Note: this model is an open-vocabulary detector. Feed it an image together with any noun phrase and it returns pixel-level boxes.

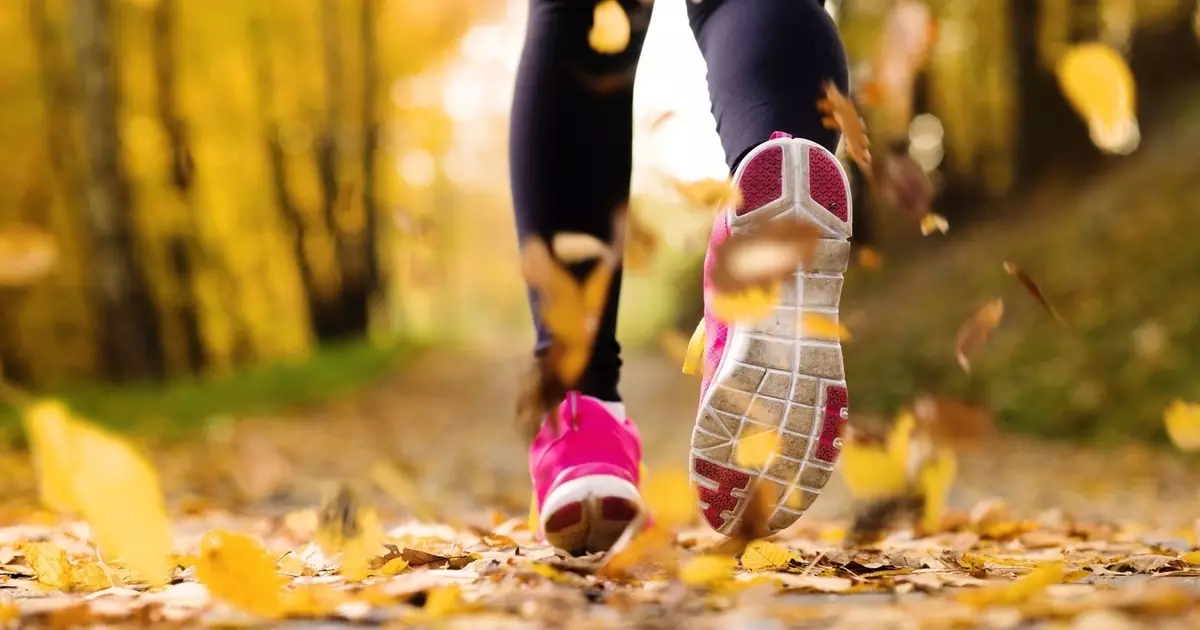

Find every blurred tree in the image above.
[72,0,164,380]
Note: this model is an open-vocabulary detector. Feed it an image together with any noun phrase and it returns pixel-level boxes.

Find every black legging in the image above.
[511,0,849,402]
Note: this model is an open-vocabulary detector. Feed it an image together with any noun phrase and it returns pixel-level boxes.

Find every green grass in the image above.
[0,337,418,441]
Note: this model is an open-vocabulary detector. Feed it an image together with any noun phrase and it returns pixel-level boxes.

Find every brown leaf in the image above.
[399,547,449,567]
[875,148,933,219]
[672,178,743,213]
[817,81,871,173]
[848,494,924,546]
[649,111,676,131]
[1108,554,1184,574]
[515,355,567,442]
[954,298,1004,373]
[621,205,660,271]
[1003,261,1067,326]
[911,395,996,449]
[708,218,821,294]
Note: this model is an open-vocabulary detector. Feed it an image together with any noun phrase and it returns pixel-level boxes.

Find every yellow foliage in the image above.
[681,319,706,376]
[740,540,797,571]
[22,542,113,593]
[917,449,957,531]
[709,282,781,325]
[1056,43,1139,154]
[735,431,780,469]
[840,413,913,500]
[281,583,349,618]
[642,468,695,528]
[195,530,287,618]
[958,561,1066,608]
[798,312,851,342]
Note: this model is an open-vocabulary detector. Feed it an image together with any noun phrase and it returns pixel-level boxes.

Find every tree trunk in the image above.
[357,0,381,328]
[152,0,206,372]
[72,0,163,380]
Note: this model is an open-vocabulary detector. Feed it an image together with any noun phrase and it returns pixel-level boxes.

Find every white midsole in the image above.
[540,474,642,529]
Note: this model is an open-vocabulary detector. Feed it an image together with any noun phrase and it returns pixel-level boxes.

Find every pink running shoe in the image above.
[687,132,853,536]
[529,392,644,554]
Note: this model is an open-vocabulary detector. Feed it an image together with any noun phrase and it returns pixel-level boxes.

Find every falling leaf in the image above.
[849,494,925,546]
[1057,43,1140,155]
[917,449,957,532]
[955,298,1004,373]
[68,417,174,587]
[520,236,616,387]
[1164,401,1200,451]
[679,555,736,588]
[911,394,996,449]
[649,110,676,131]
[877,148,934,219]
[21,400,80,513]
[1003,261,1066,325]
[622,206,660,271]
[0,223,58,287]
[551,232,610,263]
[856,246,883,270]
[735,431,780,468]
[710,282,781,325]
[817,81,871,172]
[588,0,630,54]
[740,540,797,571]
[672,178,743,213]
[195,530,286,618]
[798,312,851,342]
[642,468,695,528]
[598,523,676,580]
[316,484,384,582]
[680,320,705,376]
[957,561,1066,608]
[839,413,912,500]
[919,212,949,235]
[709,218,821,294]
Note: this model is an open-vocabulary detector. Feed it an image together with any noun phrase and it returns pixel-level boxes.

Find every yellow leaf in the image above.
[68,420,173,586]
[281,583,348,618]
[856,246,883,270]
[527,489,539,534]
[0,224,58,287]
[917,449,957,532]
[681,320,705,376]
[735,431,779,469]
[673,178,743,212]
[23,542,70,590]
[67,559,112,593]
[0,601,17,622]
[21,400,79,513]
[740,540,797,571]
[589,0,631,54]
[642,468,695,528]
[1164,401,1200,452]
[526,563,575,584]
[1181,551,1200,566]
[958,561,1066,608]
[919,212,949,236]
[378,557,409,576]
[710,282,780,325]
[423,585,464,619]
[798,312,851,342]
[1056,43,1139,154]
[316,484,384,583]
[679,555,736,588]
[838,414,914,500]
[598,525,676,579]
[195,530,286,618]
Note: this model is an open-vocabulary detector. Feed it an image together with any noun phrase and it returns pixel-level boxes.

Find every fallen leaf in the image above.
[740,540,797,571]
[1003,261,1067,326]
[400,547,449,567]
[954,298,1004,373]
[798,312,851,342]
[817,81,871,172]
[1108,554,1183,573]
[775,574,853,593]
[23,542,70,590]
[315,483,384,582]
[1180,550,1200,565]
[588,0,630,54]
[679,555,736,588]
[672,178,743,212]
[195,530,286,618]
[1163,401,1200,452]
[958,561,1066,608]
[281,583,349,617]
[919,212,949,235]
[422,584,465,619]
[598,523,675,580]
[378,557,409,576]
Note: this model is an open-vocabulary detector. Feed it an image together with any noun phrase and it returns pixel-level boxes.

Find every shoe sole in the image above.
[541,474,642,554]
[690,137,852,536]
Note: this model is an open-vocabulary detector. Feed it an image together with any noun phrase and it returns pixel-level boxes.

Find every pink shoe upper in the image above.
[529,392,643,509]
